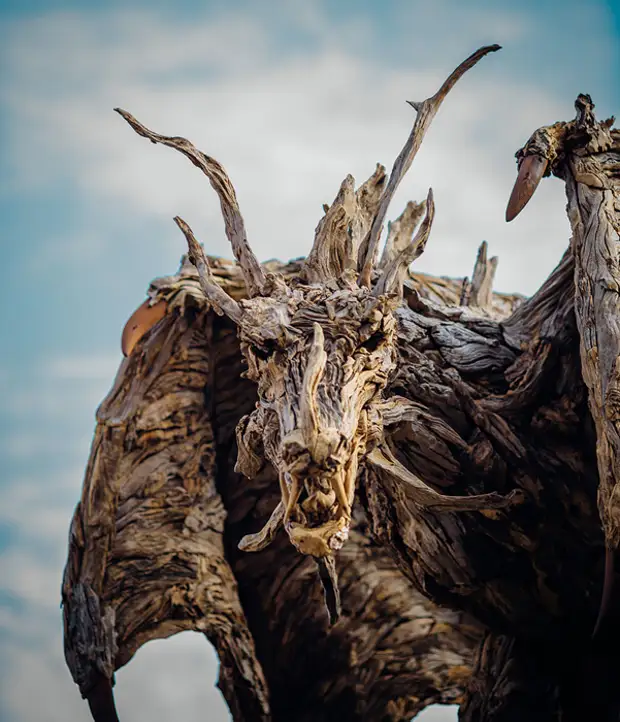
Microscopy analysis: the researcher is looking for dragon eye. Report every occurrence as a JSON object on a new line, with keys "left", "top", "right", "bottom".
{"left": 251, "top": 340, "right": 277, "bottom": 361}
{"left": 360, "top": 332, "right": 384, "bottom": 352}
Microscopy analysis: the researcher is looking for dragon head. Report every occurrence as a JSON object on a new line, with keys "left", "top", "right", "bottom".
{"left": 118, "top": 45, "right": 518, "bottom": 621}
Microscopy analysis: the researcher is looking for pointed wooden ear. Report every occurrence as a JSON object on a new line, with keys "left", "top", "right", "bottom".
{"left": 121, "top": 299, "right": 168, "bottom": 357}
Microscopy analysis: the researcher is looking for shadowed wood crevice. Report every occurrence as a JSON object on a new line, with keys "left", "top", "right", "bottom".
{"left": 205, "top": 303, "right": 485, "bottom": 721}
{"left": 362, "top": 247, "right": 604, "bottom": 634}
{"left": 461, "top": 628, "right": 620, "bottom": 722}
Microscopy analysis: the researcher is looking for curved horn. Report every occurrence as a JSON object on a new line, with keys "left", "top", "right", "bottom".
{"left": 359, "top": 44, "right": 501, "bottom": 287}
{"left": 116, "top": 108, "right": 266, "bottom": 297}
{"left": 367, "top": 445, "right": 523, "bottom": 511}
{"left": 174, "top": 216, "right": 242, "bottom": 323}
{"left": 299, "top": 323, "right": 327, "bottom": 451}
{"left": 506, "top": 153, "right": 548, "bottom": 222}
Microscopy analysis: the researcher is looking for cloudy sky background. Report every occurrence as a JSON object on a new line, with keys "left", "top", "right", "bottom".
{"left": 0, "top": 1, "right": 618, "bottom": 720}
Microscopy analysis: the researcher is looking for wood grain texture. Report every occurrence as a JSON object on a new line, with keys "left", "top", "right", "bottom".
{"left": 62, "top": 53, "right": 619, "bottom": 720}
{"left": 62, "top": 270, "right": 270, "bottom": 720}
{"left": 63, "top": 244, "right": 604, "bottom": 720}
{"left": 62, "top": 259, "right": 500, "bottom": 720}
{"left": 565, "top": 98, "right": 620, "bottom": 549}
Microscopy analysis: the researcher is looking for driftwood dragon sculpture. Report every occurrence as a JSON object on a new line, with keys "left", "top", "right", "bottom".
{"left": 61, "top": 45, "right": 620, "bottom": 721}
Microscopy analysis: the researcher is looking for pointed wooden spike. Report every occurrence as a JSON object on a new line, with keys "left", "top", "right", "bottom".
{"left": 406, "top": 100, "right": 424, "bottom": 113}
{"left": 506, "top": 154, "right": 548, "bottom": 222}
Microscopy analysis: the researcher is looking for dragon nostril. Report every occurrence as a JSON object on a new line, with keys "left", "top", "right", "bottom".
{"left": 360, "top": 331, "right": 384, "bottom": 352}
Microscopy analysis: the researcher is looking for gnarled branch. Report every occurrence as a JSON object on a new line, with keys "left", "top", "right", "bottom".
{"left": 115, "top": 107, "right": 266, "bottom": 296}
{"left": 378, "top": 199, "right": 426, "bottom": 269}
{"left": 304, "top": 165, "right": 387, "bottom": 283}
{"left": 358, "top": 44, "right": 501, "bottom": 287}
{"left": 173, "top": 215, "right": 243, "bottom": 322}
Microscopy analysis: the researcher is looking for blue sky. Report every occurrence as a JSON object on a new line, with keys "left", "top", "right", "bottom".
{"left": 0, "top": 1, "right": 618, "bottom": 721}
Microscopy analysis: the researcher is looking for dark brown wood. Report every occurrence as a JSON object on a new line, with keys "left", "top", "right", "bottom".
{"left": 61, "top": 278, "right": 271, "bottom": 720}
{"left": 61, "top": 46, "right": 620, "bottom": 721}
{"left": 62, "top": 257, "right": 491, "bottom": 721}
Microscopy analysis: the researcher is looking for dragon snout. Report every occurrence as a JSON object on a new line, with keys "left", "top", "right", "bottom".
{"left": 281, "top": 427, "right": 345, "bottom": 469}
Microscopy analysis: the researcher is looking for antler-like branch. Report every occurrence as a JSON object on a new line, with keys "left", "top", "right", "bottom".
{"left": 304, "top": 165, "right": 387, "bottom": 284}
{"left": 378, "top": 199, "right": 426, "bottom": 269}
{"left": 367, "top": 444, "right": 522, "bottom": 511}
{"left": 358, "top": 44, "right": 501, "bottom": 287}
{"left": 173, "top": 216, "right": 242, "bottom": 323}
{"left": 373, "top": 188, "right": 435, "bottom": 297}
{"left": 115, "top": 108, "right": 266, "bottom": 297}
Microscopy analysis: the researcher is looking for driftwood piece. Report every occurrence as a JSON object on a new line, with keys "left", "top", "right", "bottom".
{"left": 207, "top": 306, "right": 482, "bottom": 718}
{"left": 562, "top": 100, "right": 620, "bottom": 550}
{"left": 63, "top": 246, "right": 599, "bottom": 721}
{"left": 378, "top": 200, "right": 426, "bottom": 270}
{"left": 362, "top": 256, "right": 602, "bottom": 626}
{"left": 461, "top": 241, "right": 499, "bottom": 310}
{"left": 363, "top": 240, "right": 620, "bottom": 721}
{"left": 115, "top": 108, "right": 266, "bottom": 297}
{"left": 505, "top": 97, "right": 620, "bottom": 637}
{"left": 61, "top": 274, "right": 270, "bottom": 721}
{"left": 111, "top": 47, "right": 512, "bottom": 589}
{"left": 358, "top": 44, "right": 501, "bottom": 286}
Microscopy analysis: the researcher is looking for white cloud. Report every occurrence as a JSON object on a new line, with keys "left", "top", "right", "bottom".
{"left": 418, "top": 706, "right": 458, "bottom": 721}
{"left": 1, "top": 550, "right": 64, "bottom": 610}
{"left": 1, "top": 642, "right": 91, "bottom": 722}
{"left": 2, "top": 430, "right": 92, "bottom": 460}
{"left": 2, "top": 4, "right": 576, "bottom": 296}
{"left": 42, "top": 354, "right": 121, "bottom": 381}
{"left": 1, "top": 632, "right": 231, "bottom": 722}
{"left": 114, "top": 634, "right": 229, "bottom": 722}
{"left": 2, "top": 354, "right": 120, "bottom": 464}
{"left": 0, "top": 467, "right": 81, "bottom": 545}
